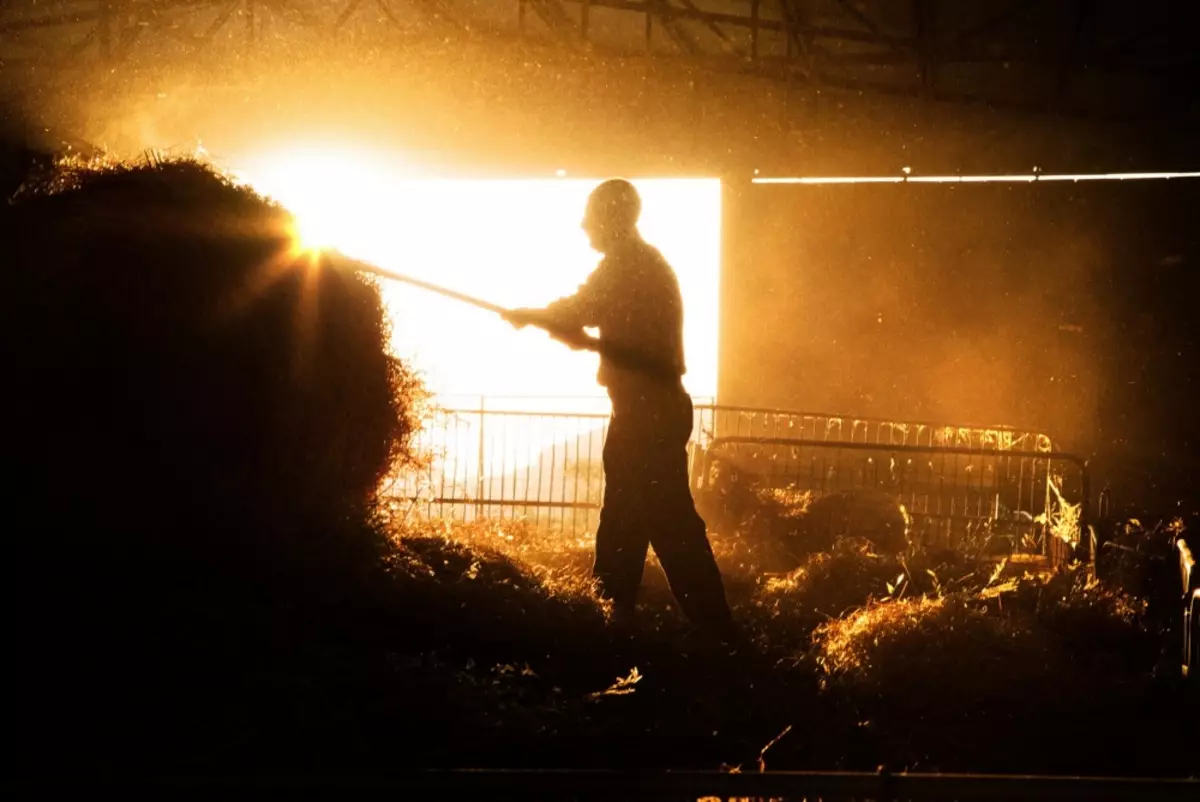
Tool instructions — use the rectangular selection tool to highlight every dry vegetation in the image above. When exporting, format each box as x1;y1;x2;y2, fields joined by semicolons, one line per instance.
5;153;1196;779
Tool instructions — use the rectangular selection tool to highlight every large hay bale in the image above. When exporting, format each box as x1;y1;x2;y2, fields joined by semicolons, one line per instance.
6;157;422;558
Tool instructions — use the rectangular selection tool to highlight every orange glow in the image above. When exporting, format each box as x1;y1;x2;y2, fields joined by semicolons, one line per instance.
285;218;329;257
234;147;720;404
231;146;721;474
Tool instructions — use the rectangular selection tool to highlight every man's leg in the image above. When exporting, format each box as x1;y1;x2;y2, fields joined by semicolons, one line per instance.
592;418;651;619
648;474;735;631
645;393;735;631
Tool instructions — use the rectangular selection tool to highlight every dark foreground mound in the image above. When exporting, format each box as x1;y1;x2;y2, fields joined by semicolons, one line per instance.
4;155;424;771
808;568;1191;774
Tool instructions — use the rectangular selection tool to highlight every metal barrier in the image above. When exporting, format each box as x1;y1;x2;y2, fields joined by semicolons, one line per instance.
692;405;1053;455
386;401;1077;559
696;437;1090;561
19;769;1199;801
386;405;611;535
1179;537;1198;678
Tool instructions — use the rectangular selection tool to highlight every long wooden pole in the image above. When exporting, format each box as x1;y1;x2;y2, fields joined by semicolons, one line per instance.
330;254;679;381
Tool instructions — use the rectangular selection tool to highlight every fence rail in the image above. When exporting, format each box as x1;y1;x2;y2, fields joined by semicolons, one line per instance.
387;401;1076;557
697;436;1089;560
694;405;1054;454
18;769;1199;801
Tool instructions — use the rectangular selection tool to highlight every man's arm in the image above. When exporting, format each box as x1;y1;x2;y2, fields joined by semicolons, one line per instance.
504;265;606;337
502;263;677;379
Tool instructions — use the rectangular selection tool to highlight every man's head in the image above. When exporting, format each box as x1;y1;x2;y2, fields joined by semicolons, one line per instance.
582;178;641;253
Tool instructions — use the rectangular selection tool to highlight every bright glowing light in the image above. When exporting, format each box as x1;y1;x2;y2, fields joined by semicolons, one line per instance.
753;170;1200;184
234;147;721;474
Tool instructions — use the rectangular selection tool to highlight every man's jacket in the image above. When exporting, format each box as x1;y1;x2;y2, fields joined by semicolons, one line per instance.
542;237;688;397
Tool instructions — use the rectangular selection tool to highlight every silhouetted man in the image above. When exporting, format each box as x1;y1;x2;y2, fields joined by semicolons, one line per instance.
506;179;736;639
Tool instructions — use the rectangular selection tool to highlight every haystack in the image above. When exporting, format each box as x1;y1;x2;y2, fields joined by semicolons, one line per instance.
5;153;433;769
6;156;423;573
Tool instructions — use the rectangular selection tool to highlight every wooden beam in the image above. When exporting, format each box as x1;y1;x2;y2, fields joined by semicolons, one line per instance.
71;22;102;57
915;0;933;100
528;0;578;44
560;0;913;49
195;1;239;51
750;0;759;60
0;9;103;34
947;0;1039;47
333;0;366;32
376;0;406;31
783;0;793;59
262;0;324;34
0;0;910;51
678;0;738;56
832;0;907;53
1051;0;1093;114
1094;21;1172;64
655;1;700;56
403;0;465;31
780;0;817;81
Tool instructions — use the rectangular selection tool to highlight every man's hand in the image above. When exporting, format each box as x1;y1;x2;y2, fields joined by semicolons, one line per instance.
503;308;598;353
552;329;590;351
502;308;543;329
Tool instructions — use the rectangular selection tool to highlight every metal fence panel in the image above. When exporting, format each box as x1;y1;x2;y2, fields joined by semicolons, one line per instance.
387;404;610;535
386;401;1080;558
695;437;1088;558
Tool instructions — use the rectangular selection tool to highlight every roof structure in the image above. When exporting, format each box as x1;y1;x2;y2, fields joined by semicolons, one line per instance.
1;1;1194;121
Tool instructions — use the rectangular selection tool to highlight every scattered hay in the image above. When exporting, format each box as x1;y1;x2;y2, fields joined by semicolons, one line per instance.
700;468;912;571
816;566;1156;693
394;517;599;594
752;539;899;645
808;564;1167;771
1097;517;1189;633
798;489;911;554
815;594;1051;697
994;567;1158;675
380;526;612;664
749;538;992;651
